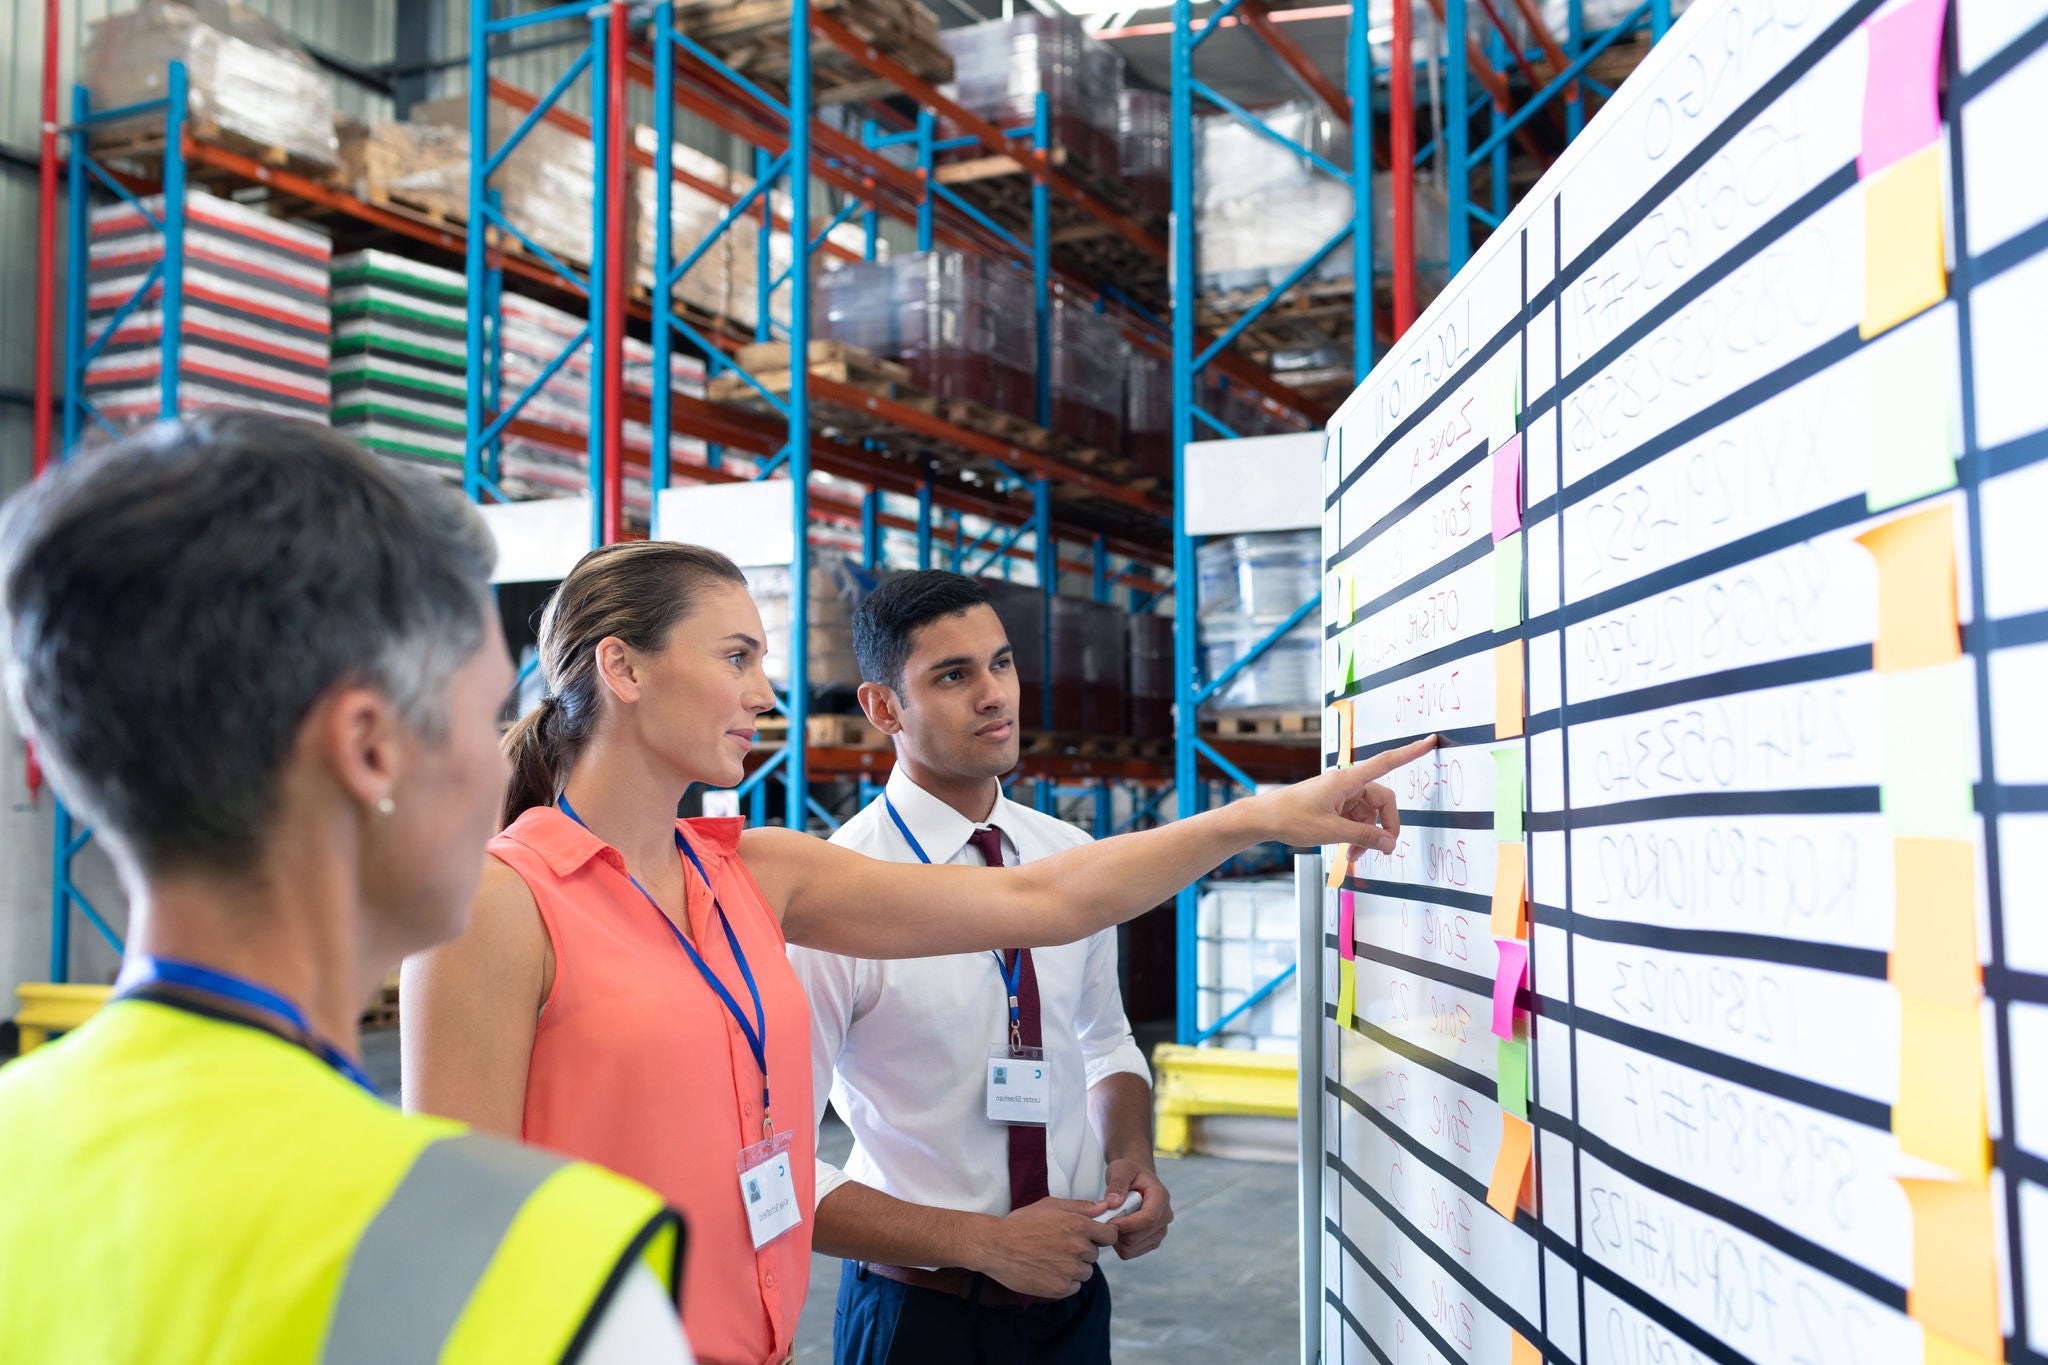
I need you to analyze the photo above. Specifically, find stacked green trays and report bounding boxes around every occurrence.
[329,250,468,474]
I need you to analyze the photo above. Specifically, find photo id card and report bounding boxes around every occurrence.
[735,1129,802,1249]
[986,1045,1049,1125]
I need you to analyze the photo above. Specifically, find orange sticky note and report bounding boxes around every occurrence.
[1890,839,1981,1005]
[1511,1332,1543,1365]
[1486,1111,1534,1220]
[1862,145,1948,340]
[1495,639,1525,739]
[1335,699,1354,769]
[1326,849,1353,889]
[1905,1180,2003,1358]
[1856,504,1960,672]
[1895,995,1990,1181]
[1492,843,1529,940]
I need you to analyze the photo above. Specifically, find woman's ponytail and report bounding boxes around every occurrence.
[497,541,746,828]
[500,695,566,829]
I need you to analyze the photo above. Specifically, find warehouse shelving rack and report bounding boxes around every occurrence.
[41,63,200,981]
[459,0,1332,836]
[1164,0,1673,1043]
[29,5,1316,982]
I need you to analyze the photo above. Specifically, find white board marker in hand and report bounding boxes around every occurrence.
[1094,1190,1143,1223]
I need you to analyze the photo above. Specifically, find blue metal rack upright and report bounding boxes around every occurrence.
[1167,2,1367,1047]
[46,61,193,981]
[463,2,616,553]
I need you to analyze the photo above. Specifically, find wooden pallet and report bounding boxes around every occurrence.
[674,0,952,102]
[756,711,892,750]
[708,340,938,422]
[933,396,1050,452]
[93,118,343,189]
[1200,709,1321,745]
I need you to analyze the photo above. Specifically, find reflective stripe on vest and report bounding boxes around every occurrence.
[320,1132,569,1365]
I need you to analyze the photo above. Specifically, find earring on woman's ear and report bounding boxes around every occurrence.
[375,797,397,816]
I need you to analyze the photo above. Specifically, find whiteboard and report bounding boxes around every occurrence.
[1316,0,2048,1362]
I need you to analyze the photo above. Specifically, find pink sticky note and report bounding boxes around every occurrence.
[1338,890,1356,960]
[1859,0,1945,178]
[1491,433,1523,542]
[1491,939,1530,1039]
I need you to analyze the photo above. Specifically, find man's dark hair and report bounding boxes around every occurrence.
[0,411,496,874]
[853,570,996,692]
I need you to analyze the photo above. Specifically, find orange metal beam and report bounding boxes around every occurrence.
[1238,0,1353,129]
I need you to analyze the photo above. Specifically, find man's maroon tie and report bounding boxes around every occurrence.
[966,824,1049,1212]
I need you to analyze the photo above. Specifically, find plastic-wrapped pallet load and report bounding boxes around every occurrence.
[414,94,594,269]
[1195,879,1299,1054]
[978,577,1047,729]
[1117,89,1171,222]
[817,250,1039,424]
[1123,344,1172,484]
[1048,596,1126,734]
[1048,298,1123,455]
[335,116,468,219]
[85,188,330,429]
[747,554,866,693]
[1126,613,1174,742]
[84,0,338,170]
[938,14,1123,188]
[1195,530,1321,712]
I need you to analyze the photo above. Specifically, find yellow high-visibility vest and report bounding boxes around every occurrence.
[0,996,682,1363]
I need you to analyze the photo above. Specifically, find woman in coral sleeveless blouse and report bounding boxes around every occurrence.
[400,542,1430,1365]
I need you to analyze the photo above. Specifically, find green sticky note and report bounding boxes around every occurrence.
[1495,535,1524,631]
[1867,323,1958,511]
[1494,749,1525,842]
[1343,632,1357,690]
[1497,1037,1530,1119]
[1880,663,1976,837]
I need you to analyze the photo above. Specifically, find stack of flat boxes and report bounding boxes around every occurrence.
[331,251,706,517]
[1195,879,1299,1055]
[85,188,330,427]
[330,250,466,470]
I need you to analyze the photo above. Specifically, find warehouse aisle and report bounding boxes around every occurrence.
[795,1112,1301,1363]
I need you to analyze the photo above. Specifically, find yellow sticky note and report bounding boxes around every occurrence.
[1905,1180,2003,1358]
[1921,1330,2003,1365]
[1492,843,1529,940]
[1335,958,1356,1029]
[1890,839,1981,1006]
[1511,1332,1542,1365]
[1495,640,1525,739]
[1857,504,1960,672]
[1487,1111,1534,1220]
[1895,995,1990,1181]
[1334,699,1354,769]
[1326,848,1353,889]
[1862,145,1947,340]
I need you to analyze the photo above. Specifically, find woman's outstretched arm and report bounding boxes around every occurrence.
[750,735,1437,958]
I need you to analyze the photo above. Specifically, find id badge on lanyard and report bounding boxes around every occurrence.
[736,1128,801,1249]
[985,946,1049,1126]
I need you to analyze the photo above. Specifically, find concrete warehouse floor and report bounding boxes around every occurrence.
[359,1029,1301,1363]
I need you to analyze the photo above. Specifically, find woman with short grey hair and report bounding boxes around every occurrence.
[0,412,696,1365]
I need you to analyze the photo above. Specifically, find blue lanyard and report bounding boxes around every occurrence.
[114,955,379,1096]
[883,793,1024,1044]
[558,797,773,1131]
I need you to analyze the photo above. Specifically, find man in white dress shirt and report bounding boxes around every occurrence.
[789,571,1171,1364]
